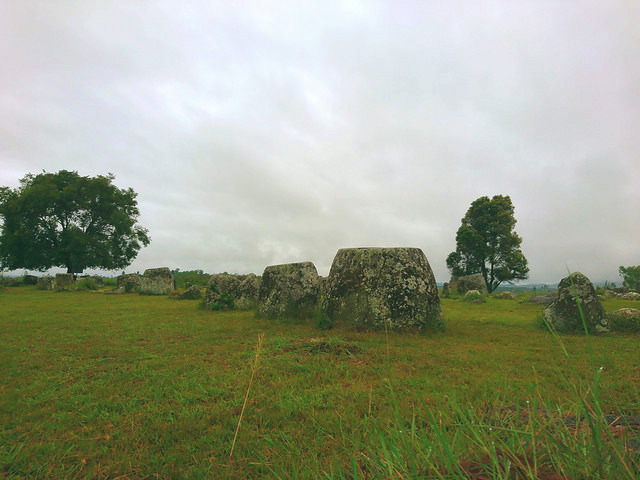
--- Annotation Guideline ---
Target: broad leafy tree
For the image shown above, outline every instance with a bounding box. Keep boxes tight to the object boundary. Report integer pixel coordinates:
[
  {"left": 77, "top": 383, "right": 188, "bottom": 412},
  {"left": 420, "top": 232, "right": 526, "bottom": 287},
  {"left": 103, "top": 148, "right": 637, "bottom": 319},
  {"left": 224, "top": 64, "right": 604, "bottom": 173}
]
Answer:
[
  {"left": 446, "top": 195, "right": 528, "bottom": 292},
  {"left": 0, "top": 170, "right": 150, "bottom": 273},
  {"left": 619, "top": 266, "right": 640, "bottom": 291}
]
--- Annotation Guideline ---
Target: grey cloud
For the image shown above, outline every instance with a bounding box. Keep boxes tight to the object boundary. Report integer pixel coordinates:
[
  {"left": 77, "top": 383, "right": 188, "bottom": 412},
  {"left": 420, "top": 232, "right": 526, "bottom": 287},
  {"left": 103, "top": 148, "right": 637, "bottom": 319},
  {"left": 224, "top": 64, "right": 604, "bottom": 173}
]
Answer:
[{"left": 1, "top": 1, "right": 638, "bottom": 283}]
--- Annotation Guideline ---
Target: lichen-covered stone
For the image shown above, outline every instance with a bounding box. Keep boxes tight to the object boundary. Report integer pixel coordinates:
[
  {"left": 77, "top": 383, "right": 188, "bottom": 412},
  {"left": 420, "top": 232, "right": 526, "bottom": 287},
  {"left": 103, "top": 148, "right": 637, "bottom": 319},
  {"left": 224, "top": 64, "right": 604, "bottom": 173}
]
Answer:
[
  {"left": 543, "top": 272, "right": 608, "bottom": 333},
  {"left": 140, "top": 267, "right": 175, "bottom": 295},
  {"left": 621, "top": 292, "right": 640, "bottom": 301},
  {"left": 117, "top": 273, "right": 142, "bottom": 292},
  {"left": 258, "top": 262, "right": 321, "bottom": 319},
  {"left": 234, "top": 274, "right": 259, "bottom": 310},
  {"left": 55, "top": 273, "right": 74, "bottom": 291},
  {"left": 207, "top": 273, "right": 250, "bottom": 298},
  {"left": 455, "top": 273, "right": 488, "bottom": 296},
  {"left": 175, "top": 285, "right": 202, "bottom": 300},
  {"left": 105, "top": 287, "right": 125, "bottom": 295},
  {"left": 495, "top": 291, "right": 518, "bottom": 300},
  {"left": 608, "top": 308, "right": 640, "bottom": 332},
  {"left": 201, "top": 289, "right": 222, "bottom": 309},
  {"left": 36, "top": 276, "right": 56, "bottom": 290},
  {"left": 462, "top": 289, "right": 486, "bottom": 303},
  {"left": 324, "top": 247, "right": 443, "bottom": 332},
  {"left": 524, "top": 294, "right": 557, "bottom": 305},
  {"left": 318, "top": 276, "right": 328, "bottom": 297},
  {"left": 448, "top": 277, "right": 458, "bottom": 295}
]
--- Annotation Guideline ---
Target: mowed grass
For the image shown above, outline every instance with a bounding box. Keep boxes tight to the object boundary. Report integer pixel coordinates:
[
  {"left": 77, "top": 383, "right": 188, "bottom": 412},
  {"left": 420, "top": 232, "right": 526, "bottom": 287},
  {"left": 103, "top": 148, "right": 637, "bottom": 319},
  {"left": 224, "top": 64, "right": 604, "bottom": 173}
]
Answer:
[{"left": 1, "top": 287, "right": 640, "bottom": 479}]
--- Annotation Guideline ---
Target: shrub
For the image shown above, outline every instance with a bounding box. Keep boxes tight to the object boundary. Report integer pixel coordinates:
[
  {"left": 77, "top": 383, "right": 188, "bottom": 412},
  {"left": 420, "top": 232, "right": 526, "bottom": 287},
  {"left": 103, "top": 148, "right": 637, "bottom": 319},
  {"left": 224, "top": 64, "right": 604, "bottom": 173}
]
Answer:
[
  {"left": 124, "top": 282, "right": 138, "bottom": 293},
  {"left": 315, "top": 308, "right": 333, "bottom": 330},
  {"left": 75, "top": 278, "right": 98, "bottom": 291},
  {"left": 173, "top": 269, "right": 210, "bottom": 289},
  {"left": 22, "top": 274, "right": 38, "bottom": 285},
  {"left": 202, "top": 290, "right": 235, "bottom": 311},
  {"left": 0, "top": 277, "right": 22, "bottom": 287}
]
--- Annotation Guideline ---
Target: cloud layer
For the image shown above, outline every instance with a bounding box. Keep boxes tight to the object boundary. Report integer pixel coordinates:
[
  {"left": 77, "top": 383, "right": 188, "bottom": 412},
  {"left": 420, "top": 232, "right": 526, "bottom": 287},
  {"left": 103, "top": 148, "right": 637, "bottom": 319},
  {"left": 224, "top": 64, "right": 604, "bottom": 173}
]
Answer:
[{"left": 1, "top": 1, "right": 639, "bottom": 282}]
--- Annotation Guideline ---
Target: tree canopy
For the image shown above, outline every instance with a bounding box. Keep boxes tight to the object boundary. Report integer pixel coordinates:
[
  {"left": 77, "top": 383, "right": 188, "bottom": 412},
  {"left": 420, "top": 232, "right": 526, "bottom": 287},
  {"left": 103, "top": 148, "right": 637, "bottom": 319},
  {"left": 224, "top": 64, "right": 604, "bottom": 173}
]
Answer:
[
  {"left": 446, "top": 195, "right": 529, "bottom": 293},
  {"left": 619, "top": 266, "right": 640, "bottom": 292},
  {"left": 0, "top": 170, "right": 150, "bottom": 273}
]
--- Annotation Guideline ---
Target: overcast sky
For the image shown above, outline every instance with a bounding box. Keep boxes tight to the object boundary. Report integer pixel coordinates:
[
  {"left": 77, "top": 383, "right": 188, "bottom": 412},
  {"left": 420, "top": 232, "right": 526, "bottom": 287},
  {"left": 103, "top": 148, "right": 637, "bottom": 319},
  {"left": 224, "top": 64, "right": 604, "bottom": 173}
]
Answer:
[{"left": 1, "top": 1, "right": 638, "bottom": 283}]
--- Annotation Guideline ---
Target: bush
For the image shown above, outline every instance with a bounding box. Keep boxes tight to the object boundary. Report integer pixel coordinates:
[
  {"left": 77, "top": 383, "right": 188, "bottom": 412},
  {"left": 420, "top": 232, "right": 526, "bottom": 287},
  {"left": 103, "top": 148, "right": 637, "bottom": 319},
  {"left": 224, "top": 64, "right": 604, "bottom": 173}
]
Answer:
[
  {"left": 0, "top": 277, "right": 22, "bottom": 287},
  {"left": 215, "top": 292, "right": 234, "bottom": 310},
  {"left": 75, "top": 278, "right": 98, "bottom": 291},
  {"left": 173, "top": 270, "right": 210, "bottom": 289},
  {"left": 315, "top": 308, "right": 334, "bottom": 330},
  {"left": 201, "top": 289, "right": 235, "bottom": 311}
]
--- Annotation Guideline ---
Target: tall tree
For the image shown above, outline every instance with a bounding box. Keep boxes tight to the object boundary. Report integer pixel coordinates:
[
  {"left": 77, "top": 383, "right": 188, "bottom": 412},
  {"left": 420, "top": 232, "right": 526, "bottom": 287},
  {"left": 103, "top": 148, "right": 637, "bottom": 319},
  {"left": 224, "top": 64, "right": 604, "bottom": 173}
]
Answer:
[
  {"left": 0, "top": 170, "right": 150, "bottom": 273},
  {"left": 446, "top": 195, "right": 528, "bottom": 292},
  {"left": 619, "top": 266, "right": 640, "bottom": 291}
]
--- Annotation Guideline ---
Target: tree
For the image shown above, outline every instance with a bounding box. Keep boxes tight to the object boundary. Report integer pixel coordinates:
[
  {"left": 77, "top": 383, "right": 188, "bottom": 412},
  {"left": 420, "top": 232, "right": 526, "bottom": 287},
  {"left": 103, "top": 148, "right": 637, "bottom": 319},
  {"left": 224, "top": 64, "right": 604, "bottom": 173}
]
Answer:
[
  {"left": 0, "top": 170, "right": 150, "bottom": 274},
  {"left": 619, "top": 266, "right": 640, "bottom": 291},
  {"left": 446, "top": 195, "right": 529, "bottom": 293}
]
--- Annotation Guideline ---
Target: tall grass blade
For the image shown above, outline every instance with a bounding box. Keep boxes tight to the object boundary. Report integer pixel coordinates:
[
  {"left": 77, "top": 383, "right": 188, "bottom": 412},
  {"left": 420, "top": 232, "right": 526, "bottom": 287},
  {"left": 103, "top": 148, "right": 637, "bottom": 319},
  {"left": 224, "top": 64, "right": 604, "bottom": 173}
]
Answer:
[{"left": 229, "top": 332, "right": 265, "bottom": 458}]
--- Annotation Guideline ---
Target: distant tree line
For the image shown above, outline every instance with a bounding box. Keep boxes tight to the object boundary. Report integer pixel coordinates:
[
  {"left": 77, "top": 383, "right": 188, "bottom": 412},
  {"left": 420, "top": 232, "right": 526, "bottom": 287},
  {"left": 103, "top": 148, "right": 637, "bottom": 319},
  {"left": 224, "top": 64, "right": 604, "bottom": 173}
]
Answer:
[
  {"left": 171, "top": 269, "right": 211, "bottom": 289},
  {"left": 5, "top": 170, "right": 631, "bottom": 296}
]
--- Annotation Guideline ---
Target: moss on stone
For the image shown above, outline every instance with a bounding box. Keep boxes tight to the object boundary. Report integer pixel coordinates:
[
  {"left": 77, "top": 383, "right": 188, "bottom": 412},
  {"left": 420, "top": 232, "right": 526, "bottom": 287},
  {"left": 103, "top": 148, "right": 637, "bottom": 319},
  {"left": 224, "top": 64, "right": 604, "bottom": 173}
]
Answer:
[
  {"left": 257, "top": 262, "right": 321, "bottom": 320},
  {"left": 542, "top": 272, "right": 608, "bottom": 333},
  {"left": 324, "top": 247, "right": 443, "bottom": 332}
]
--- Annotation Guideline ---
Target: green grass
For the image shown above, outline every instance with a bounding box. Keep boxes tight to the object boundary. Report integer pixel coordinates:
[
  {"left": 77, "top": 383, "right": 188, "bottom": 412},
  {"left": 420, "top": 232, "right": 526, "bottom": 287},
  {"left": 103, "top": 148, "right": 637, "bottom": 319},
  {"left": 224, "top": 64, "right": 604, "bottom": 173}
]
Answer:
[{"left": 1, "top": 287, "right": 639, "bottom": 478}]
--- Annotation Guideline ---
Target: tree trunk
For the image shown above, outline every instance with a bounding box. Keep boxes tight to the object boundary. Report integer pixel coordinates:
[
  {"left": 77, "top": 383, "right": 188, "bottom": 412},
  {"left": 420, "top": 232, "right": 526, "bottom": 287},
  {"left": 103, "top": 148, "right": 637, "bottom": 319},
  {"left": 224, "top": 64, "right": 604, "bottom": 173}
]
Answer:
[
  {"left": 66, "top": 264, "right": 77, "bottom": 281},
  {"left": 480, "top": 265, "right": 489, "bottom": 293}
]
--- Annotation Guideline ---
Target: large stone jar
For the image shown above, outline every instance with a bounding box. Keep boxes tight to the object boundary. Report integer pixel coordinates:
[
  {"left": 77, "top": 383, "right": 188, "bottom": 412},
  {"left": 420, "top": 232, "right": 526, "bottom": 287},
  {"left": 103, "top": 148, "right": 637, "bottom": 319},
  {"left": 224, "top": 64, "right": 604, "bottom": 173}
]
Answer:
[
  {"left": 543, "top": 272, "right": 608, "bottom": 333},
  {"left": 258, "top": 262, "right": 321, "bottom": 319},
  {"left": 140, "top": 267, "right": 175, "bottom": 295},
  {"left": 324, "top": 247, "right": 444, "bottom": 332},
  {"left": 455, "top": 273, "right": 488, "bottom": 296}
]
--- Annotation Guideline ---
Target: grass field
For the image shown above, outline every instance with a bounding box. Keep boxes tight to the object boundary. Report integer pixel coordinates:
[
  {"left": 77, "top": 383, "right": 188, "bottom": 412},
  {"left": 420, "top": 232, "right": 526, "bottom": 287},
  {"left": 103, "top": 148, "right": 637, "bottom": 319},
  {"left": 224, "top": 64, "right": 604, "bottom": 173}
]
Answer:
[{"left": 1, "top": 286, "right": 639, "bottom": 479}]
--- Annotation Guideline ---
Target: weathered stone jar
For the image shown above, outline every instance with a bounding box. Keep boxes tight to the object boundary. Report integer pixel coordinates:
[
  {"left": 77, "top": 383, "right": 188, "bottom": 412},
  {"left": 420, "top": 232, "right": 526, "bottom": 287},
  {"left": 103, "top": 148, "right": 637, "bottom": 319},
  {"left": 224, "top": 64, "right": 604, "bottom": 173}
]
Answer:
[
  {"left": 324, "top": 247, "right": 444, "bottom": 332},
  {"left": 116, "top": 273, "right": 142, "bottom": 292},
  {"left": 235, "top": 273, "right": 260, "bottom": 310},
  {"left": 55, "top": 273, "right": 74, "bottom": 291},
  {"left": 140, "top": 267, "right": 175, "bottom": 295},
  {"left": 36, "top": 276, "right": 56, "bottom": 290},
  {"left": 207, "top": 273, "right": 243, "bottom": 296},
  {"left": 455, "top": 273, "right": 488, "bottom": 296},
  {"left": 543, "top": 272, "right": 608, "bottom": 333},
  {"left": 258, "top": 262, "right": 321, "bottom": 319}
]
